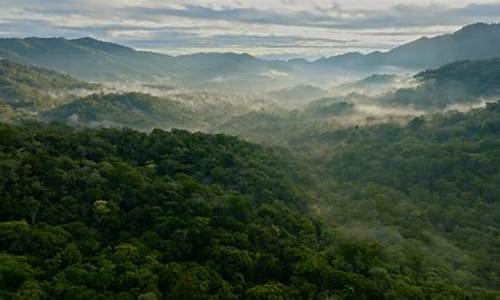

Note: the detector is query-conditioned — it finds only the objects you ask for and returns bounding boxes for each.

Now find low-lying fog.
[41,68,495,146]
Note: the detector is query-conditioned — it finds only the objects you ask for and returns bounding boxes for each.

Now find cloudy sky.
[2,0,500,59]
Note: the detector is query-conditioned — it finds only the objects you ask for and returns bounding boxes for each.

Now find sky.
[2,0,500,59]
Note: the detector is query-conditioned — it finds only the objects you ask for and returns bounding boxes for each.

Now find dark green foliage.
[0,123,364,299]
[2,121,494,298]
[302,102,500,294]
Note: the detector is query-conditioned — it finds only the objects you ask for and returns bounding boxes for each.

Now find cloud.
[118,2,500,30]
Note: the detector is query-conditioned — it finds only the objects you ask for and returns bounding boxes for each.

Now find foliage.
[44,92,194,130]
[2,120,496,298]
[0,59,97,109]
[387,59,500,108]
[303,102,500,294]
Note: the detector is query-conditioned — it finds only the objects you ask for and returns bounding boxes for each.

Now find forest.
[2,23,500,299]
[2,116,500,299]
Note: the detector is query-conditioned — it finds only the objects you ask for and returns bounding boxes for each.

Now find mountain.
[385,58,500,108]
[2,23,500,86]
[314,23,500,70]
[0,59,276,131]
[0,37,289,89]
[0,37,179,80]
[0,59,97,110]
[354,74,398,86]
[2,103,500,298]
[304,99,355,118]
[293,102,500,295]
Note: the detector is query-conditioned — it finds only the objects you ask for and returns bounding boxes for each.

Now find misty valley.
[2,22,500,299]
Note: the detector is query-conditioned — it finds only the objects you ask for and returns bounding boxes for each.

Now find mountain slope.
[0,37,284,86]
[3,23,500,84]
[294,101,500,293]
[44,92,194,130]
[0,59,97,110]
[0,37,179,80]
[2,111,500,298]
[267,84,329,106]
[313,23,500,70]
[385,58,500,108]
[0,122,381,299]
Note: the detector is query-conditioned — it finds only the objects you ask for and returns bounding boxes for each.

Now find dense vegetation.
[0,123,315,299]
[297,101,500,295]
[387,58,500,108]
[0,59,96,109]
[2,30,500,298]
[3,119,500,298]
[44,93,194,130]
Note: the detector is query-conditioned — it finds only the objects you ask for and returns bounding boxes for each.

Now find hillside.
[267,84,329,106]
[310,23,500,70]
[4,100,500,297]
[0,123,360,298]
[44,92,194,130]
[0,37,178,81]
[293,102,500,294]
[0,59,97,110]
[0,38,284,88]
[2,23,500,86]
[386,58,500,108]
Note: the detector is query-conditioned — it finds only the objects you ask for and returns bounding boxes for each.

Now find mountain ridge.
[1,22,500,85]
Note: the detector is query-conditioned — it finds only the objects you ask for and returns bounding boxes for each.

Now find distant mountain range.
[0,37,285,89]
[1,23,500,88]
[313,23,500,70]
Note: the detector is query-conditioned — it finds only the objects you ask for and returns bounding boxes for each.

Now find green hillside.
[0,38,177,80]
[2,101,500,297]
[0,59,97,110]
[0,38,277,86]
[44,92,194,130]
[385,58,500,108]
[293,102,500,294]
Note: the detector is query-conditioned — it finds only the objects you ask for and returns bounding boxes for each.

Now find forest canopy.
[1,117,500,298]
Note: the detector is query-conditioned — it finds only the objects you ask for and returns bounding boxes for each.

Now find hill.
[44,92,194,130]
[294,101,500,294]
[310,23,500,70]
[0,37,178,81]
[267,84,329,106]
[2,106,500,297]
[0,59,97,115]
[0,37,286,88]
[385,58,500,108]
[0,123,371,299]
[3,23,500,85]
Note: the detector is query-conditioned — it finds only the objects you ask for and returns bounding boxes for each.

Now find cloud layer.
[2,0,500,58]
